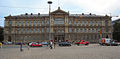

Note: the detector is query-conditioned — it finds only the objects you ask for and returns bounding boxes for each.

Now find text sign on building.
[54,18,64,24]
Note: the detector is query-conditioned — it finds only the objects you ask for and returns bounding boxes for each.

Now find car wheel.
[77,44,79,46]
[85,43,89,45]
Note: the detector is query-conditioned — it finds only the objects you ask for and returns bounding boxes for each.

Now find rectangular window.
[98,28,100,31]
[21,21,23,26]
[86,21,88,25]
[69,20,72,24]
[69,28,72,32]
[98,21,101,25]
[83,28,85,32]
[17,22,19,26]
[33,21,35,26]
[33,29,35,33]
[17,28,19,32]
[61,29,64,32]
[21,28,23,33]
[37,28,40,32]
[42,20,44,25]
[25,28,27,33]
[86,28,88,32]
[29,21,32,26]
[78,28,80,32]
[9,21,12,25]
[94,28,96,32]
[94,21,96,26]
[58,30,60,32]
[90,28,92,32]
[46,20,49,24]
[25,21,27,26]
[74,28,77,32]
[82,21,84,25]
[47,28,49,32]
[29,29,32,33]
[37,21,40,26]
[42,28,44,32]
[89,21,92,26]
[78,21,80,25]
[74,21,77,25]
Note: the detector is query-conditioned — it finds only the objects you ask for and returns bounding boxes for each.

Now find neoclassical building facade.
[4,7,112,43]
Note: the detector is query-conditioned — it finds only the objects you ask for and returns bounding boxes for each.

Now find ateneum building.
[4,7,112,43]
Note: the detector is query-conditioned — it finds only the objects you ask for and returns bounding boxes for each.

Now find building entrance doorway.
[54,35,65,42]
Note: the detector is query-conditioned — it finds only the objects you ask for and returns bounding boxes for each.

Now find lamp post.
[48,1,52,14]
[47,1,52,41]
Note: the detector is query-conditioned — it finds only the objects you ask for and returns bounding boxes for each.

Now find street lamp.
[47,1,52,41]
[48,1,52,14]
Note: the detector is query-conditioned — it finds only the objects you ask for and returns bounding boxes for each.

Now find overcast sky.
[0,0,120,27]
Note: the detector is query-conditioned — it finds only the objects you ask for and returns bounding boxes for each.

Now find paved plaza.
[0,44,120,59]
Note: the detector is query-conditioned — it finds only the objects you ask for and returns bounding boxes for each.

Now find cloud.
[0,0,120,26]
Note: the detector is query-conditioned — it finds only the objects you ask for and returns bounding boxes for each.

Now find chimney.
[89,13,92,15]
[31,13,33,15]
[38,13,40,15]
[25,13,28,15]
[82,13,84,15]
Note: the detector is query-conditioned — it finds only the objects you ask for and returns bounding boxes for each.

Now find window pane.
[47,28,49,32]
[74,28,77,32]
[69,28,72,32]
[33,21,35,26]
[42,28,44,32]
[33,29,35,32]
[37,28,40,32]
[78,28,80,32]
[42,20,44,25]
[25,28,27,33]
[83,28,85,32]
[74,21,76,25]
[86,21,88,25]
[47,20,49,24]
[37,21,40,25]
[69,20,72,24]
[78,21,80,25]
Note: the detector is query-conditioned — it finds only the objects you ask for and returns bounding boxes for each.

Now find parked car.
[6,41,13,45]
[15,42,25,45]
[30,42,43,47]
[99,38,119,46]
[75,40,89,46]
[40,42,49,45]
[59,42,72,46]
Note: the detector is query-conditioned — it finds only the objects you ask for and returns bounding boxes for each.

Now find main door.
[54,35,65,42]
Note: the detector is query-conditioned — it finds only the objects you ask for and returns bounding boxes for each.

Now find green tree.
[113,22,120,42]
[0,27,4,42]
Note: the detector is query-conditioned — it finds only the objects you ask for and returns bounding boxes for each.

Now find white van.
[99,38,119,46]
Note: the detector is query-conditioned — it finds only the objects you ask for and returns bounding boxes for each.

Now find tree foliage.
[113,22,120,42]
[0,27,4,42]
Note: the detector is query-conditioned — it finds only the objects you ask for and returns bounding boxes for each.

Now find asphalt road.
[0,44,120,59]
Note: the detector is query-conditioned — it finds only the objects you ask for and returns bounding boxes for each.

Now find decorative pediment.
[51,7,69,15]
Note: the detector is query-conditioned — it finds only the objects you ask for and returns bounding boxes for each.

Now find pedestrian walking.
[20,42,23,51]
[27,42,29,50]
[50,41,53,49]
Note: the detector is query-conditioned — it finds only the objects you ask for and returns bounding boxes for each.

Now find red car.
[75,40,89,45]
[30,42,43,47]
